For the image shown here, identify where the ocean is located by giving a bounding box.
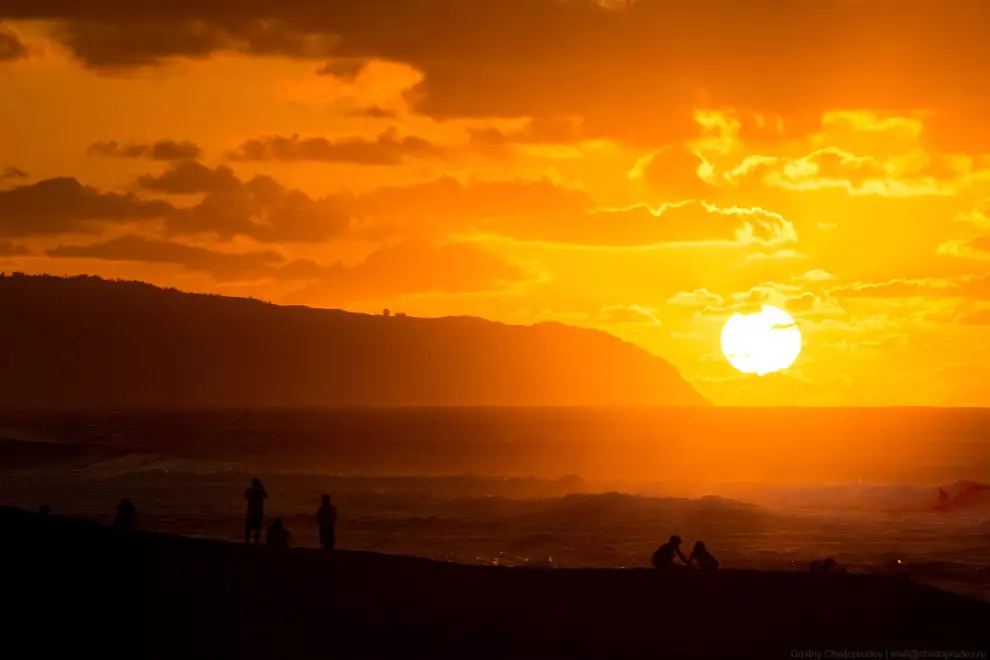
[1,407,988,600]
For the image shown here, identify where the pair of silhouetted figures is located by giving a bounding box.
[244,478,337,549]
[652,535,719,572]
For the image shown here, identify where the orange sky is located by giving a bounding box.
[2,0,990,406]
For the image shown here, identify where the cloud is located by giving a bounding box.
[481,201,797,248]
[137,161,240,194]
[2,167,28,180]
[956,307,990,326]
[0,24,28,62]
[315,57,368,79]
[831,276,990,301]
[936,234,990,261]
[784,292,845,317]
[7,1,990,148]
[0,240,30,256]
[667,289,724,308]
[468,117,585,146]
[628,147,717,198]
[0,177,172,237]
[288,241,525,304]
[354,176,592,240]
[593,304,661,326]
[795,269,834,282]
[47,235,287,280]
[348,106,399,119]
[227,128,445,165]
[158,167,353,243]
[360,181,796,247]
[88,140,203,161]
[726,147,960,197]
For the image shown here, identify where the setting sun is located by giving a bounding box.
[721,305,802,376]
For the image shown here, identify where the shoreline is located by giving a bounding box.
[5,506,988,659]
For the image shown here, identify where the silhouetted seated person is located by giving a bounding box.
[38,504,50,516]
[652,535,689,570]
[114,498,137,533]
[317,494,337,550]
[244,478,268,544]
[266,518,290,548]
[809,557,845,573]
[688,541,719,572]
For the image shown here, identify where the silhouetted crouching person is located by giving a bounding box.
[244,478,267,544]
[809,557,845,573]
[688,541,719,572]
[652,535,689,570]
[114,498,137,533]
[317,494,337,550]
[266,518,290,548]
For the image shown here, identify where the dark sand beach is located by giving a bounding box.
[5,507,988,659]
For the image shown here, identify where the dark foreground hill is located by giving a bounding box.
[4,508,988,660]
[0,274,706,407]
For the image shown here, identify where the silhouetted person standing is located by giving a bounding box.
[266,518,290,548]
[688,541,719,572]
[652,535,688,570]
[317,494,337,550]
[244,478,268,544]
[114,498,137,533]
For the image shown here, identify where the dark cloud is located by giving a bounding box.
[349,106,398,119]
[2,167,29,180]
[227,128,444,165]
[0,177,172,237]
[0,24,28,62]
[0,240,30,256]
[88,139,203,161]
[4,1,988,148]
[289,240,525,304]
[137,161,240,194]
[143,163,353,243]
[47,235,287,280]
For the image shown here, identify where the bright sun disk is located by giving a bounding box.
[721,305,802,376]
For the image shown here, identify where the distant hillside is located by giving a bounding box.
[0,274,707,407]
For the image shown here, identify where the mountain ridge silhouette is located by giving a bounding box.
[0,273,708,407]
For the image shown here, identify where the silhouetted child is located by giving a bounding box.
[317,494,337,550]
[688,541,719,572]
[652,535,689,570]
[266,518,290,548]
[114,498,137,533]
[244,478,268,544]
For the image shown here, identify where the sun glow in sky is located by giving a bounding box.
[2,1,990,405]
